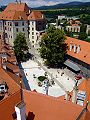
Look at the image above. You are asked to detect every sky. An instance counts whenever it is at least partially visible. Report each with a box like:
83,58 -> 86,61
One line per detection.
0,0 -> 90,7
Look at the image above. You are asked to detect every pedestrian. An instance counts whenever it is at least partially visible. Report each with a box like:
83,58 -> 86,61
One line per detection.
57,70 -> 59,74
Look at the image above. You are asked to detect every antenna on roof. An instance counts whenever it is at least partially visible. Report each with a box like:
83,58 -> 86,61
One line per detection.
20,80 -> 23,102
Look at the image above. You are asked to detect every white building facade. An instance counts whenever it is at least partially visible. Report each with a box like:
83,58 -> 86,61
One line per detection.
0,2 -> 46,46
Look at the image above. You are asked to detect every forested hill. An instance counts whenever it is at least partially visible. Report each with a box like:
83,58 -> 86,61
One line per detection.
34,1 -> 90,10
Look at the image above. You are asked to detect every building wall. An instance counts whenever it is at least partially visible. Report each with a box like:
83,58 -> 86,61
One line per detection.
29,20 -> 46,46
67,55 -> 90,77
0,19 -> 46,46
86,25 -> 90,35
66,26 -> 80,33
29,21 -> 37,46
0,90 -> 21,120
58,15 -> 66,20
0,20 -> 28,46
11,20 -> 28,46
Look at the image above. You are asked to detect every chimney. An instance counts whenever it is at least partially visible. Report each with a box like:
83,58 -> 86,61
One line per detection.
77,45 -> 81,53
2,54 -> 7,70
15,102 -> 26,120
85,101 -> 89,110
72,81 -> 78,104
0,58 -> 2,68
74,44 -> 77,53
42,14 -> 44,19
70,43 -> 72,51
65,91 -> 70,101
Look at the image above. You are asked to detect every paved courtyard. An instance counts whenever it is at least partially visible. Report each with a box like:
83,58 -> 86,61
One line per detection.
20,59 -> 83,97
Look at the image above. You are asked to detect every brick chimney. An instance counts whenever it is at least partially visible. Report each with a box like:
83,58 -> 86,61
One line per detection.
74,44 -> 77,53
77,45 -> 81,53
15,102 -> 26,120
72,81 -> 78,104
65,91 -> 70,101
70,43 -> 72,51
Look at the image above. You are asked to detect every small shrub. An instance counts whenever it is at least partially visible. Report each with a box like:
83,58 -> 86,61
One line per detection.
38,76 -> 47,82
38,82 -> 42,87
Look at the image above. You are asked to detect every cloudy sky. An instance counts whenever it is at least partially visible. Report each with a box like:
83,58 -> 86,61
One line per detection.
0,0 -> 90,7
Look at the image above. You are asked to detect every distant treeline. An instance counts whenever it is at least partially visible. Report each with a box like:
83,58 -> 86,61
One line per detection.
42,9 -> 90,18
42,9 -> 90,24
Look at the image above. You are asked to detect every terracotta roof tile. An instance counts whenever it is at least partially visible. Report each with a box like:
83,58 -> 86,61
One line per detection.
4,3 -> 30,13
0,90 -> 21,120
28,11 -> 44,20
24,90 -> 84,120
0,11 -> 28,20
0,68 -> 20,95
65,37 -> 90,65
7,71 -> 25,89
6,62 -> 20,73
79,79 -> 90,106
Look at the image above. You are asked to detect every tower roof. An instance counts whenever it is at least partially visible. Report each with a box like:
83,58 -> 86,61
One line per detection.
28,11 -> 45,20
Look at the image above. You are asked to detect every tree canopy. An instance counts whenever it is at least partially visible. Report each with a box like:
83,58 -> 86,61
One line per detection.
39,26 -> 67,68
14,32 -> 29,62
78,32 -> 87,40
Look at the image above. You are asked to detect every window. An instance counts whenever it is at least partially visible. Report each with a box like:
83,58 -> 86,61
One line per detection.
22,22 -> 24,26
4,22 -> 6,25
16,28 -> 18,32
10,22 -> 12,26
32,27 -> 34,31
10,28 -> 11,31
1,87 -> 4,89
32,22 -> 34,25
32,36 -> 34,39
22,28 -> 24,31
5,27 -> 7,30
8,22 -> 9,26
15,22 -> 18,26
32,41 -> 34,43
32,32 -> 34,35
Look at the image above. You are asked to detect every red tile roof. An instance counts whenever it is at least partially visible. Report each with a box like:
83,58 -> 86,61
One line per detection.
0,68 -> 20,95
28,11 -> 44,20
65,37 -> 90,65
0,2 -> 30,20
6,61 -> 20,73
7,71 -> 25,89
0,90 -> 21,120
24,90 -> 84,120
79,79 -> 90,110
0,11 -> 28,20
4,3 -> 30,13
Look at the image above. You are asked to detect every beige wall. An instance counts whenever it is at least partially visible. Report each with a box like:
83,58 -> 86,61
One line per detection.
66,26 -> 80,33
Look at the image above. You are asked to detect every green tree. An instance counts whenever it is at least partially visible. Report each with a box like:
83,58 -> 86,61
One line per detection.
39,26 -> 67,68
14,32 -> 29,62
78,32 -> 87,40
80,24 -> 87,33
